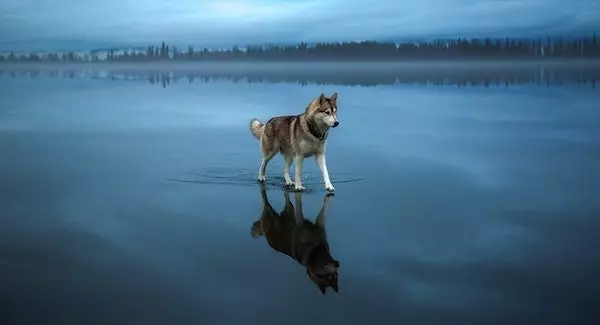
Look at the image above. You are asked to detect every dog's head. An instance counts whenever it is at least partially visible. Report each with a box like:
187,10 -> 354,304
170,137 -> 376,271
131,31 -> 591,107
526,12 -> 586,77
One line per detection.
306,92 -> 339,128
307,259 -> 340,294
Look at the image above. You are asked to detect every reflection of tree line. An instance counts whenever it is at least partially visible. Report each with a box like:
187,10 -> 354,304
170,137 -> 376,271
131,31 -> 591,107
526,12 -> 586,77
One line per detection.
1,36 -> 600,62
1,66 -> 597,88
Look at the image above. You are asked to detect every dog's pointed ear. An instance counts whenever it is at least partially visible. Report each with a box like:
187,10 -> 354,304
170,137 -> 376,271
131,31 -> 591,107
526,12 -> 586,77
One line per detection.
330,92 -> 338,102
331,278 -> 339,293
318,93 -> 326,104
318,283 -> 327,294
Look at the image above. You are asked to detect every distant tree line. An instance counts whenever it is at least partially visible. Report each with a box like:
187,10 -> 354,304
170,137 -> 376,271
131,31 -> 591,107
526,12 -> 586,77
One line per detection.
1,36 -> 599,62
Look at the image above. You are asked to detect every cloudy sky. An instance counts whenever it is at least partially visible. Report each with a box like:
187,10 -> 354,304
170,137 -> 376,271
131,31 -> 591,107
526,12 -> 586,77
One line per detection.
1,0 -> 599,51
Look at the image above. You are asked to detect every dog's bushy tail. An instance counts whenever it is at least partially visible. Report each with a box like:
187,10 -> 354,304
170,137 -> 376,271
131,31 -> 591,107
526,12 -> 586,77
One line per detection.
249,118 -> 264,140
251,220 -> 265,238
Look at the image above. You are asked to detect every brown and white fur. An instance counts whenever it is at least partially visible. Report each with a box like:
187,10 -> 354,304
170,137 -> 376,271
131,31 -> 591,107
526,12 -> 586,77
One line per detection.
249,92 -> 340,192
251,182 -> 340,294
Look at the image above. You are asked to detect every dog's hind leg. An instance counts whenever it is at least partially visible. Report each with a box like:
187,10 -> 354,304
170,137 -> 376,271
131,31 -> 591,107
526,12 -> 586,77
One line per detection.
257,153 -> 276,182
252,183 -> 272,238
259,182 -> 272,209
283,153 -> 294,187
257,140 -> 278,182
282,189 -> 294,215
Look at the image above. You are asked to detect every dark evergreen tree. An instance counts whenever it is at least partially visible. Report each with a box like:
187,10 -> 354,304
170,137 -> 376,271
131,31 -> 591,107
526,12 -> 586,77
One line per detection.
147,46 -> 154,58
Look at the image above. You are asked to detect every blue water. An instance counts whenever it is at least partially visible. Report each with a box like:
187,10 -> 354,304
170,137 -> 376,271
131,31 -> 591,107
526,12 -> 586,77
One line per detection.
1,63 -> 600,325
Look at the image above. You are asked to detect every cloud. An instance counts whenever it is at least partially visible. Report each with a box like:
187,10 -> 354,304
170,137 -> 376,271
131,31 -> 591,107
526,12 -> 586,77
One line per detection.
206,1 -> 318,22
0,0 -> 599,51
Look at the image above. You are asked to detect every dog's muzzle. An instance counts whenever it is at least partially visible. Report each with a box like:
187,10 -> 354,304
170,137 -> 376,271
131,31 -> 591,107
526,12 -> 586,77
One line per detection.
332,121 -> 340,128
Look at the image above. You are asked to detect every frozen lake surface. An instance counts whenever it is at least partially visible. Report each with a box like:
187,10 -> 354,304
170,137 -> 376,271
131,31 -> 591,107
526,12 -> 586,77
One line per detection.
1,61 -> 600,325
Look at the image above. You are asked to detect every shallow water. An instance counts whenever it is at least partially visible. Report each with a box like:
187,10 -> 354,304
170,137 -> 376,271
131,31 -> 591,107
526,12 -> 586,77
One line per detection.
1,62 -> 600,325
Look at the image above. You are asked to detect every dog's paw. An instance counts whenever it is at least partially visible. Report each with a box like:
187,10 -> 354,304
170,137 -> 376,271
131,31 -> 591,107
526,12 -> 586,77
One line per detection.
285,180 -> 295,187
257,175 -> 266,182
325,183 -> 335,192
294,185 -> 306,192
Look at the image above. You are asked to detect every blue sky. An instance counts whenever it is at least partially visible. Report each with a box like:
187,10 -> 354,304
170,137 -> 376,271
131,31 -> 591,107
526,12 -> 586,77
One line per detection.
1,0 -> 599,51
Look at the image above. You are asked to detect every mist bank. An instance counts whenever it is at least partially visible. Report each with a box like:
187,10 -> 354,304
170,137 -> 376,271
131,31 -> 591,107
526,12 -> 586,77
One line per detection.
2,60 -> 599,88
2,59 -> 600,71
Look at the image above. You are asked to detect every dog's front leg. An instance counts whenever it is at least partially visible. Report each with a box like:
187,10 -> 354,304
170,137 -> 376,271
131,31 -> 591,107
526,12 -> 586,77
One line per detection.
293,192 -> 305,223
283,154 -> 294,187
294,155 -> 306,191
316,193 -> 333,228
316,153 -> 335,192
282,189 -> 294,215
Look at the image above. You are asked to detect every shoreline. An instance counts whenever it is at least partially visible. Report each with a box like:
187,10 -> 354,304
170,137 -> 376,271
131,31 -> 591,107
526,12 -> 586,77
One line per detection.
1,59 -> 600,71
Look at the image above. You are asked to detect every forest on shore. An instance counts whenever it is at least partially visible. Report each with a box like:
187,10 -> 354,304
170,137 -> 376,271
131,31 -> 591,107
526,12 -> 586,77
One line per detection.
1,35 -> 599,63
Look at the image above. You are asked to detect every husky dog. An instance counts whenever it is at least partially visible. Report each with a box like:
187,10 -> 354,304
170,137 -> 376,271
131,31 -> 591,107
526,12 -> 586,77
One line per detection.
251,183 -> 340,294
249,92 -> 340,192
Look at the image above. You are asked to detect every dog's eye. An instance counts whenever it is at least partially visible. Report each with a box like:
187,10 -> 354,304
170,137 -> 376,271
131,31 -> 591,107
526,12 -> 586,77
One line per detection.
325,111 -> 331,115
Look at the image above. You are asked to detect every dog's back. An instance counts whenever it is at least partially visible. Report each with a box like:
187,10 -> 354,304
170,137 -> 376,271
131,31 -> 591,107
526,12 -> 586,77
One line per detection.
251,115 -> 298,154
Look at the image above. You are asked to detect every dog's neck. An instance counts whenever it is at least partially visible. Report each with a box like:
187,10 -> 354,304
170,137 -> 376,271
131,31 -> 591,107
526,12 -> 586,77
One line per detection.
305,116 -> 329,142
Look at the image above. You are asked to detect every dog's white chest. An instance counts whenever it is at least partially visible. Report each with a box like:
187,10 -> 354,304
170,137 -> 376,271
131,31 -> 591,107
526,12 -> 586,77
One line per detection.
298,139 -> 321,157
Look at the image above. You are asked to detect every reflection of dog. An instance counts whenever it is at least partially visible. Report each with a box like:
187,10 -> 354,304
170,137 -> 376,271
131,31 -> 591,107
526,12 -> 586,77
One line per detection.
251,183 -> 340,294
249,93 -> 340,192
